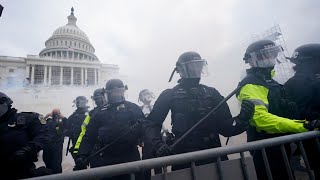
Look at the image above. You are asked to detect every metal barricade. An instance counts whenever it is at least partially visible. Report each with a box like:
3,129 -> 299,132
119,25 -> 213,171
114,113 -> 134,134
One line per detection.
28,131 -> 320,180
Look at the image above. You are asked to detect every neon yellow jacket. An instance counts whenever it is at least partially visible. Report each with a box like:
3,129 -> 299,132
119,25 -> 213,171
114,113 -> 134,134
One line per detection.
73,115 -> 91,154
237,84 -> 307,134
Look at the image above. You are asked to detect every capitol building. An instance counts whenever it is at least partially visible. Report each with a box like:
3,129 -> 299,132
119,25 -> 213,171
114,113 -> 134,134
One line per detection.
0,8 -> 119,88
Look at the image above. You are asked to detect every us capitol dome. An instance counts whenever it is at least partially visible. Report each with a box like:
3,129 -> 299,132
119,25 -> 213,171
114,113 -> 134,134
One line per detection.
0,7 -> 119,88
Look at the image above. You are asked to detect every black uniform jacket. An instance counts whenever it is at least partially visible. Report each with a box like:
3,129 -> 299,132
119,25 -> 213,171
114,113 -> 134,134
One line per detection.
285,72 -> 320,120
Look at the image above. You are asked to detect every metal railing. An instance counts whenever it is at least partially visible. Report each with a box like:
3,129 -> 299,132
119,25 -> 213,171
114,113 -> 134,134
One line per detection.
29,131 -> 320,180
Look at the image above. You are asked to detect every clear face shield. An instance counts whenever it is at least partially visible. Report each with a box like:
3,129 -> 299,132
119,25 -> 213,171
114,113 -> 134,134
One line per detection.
178,60 -> 209,78
248,45 -> 286,68
73,99 -> 88,109
106,87 -> 126,104
0,100 -> 8,118
92,95 -> 107,107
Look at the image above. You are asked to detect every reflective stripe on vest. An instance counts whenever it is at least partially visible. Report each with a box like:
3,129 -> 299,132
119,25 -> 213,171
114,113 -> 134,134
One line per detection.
248,99 -> 269,110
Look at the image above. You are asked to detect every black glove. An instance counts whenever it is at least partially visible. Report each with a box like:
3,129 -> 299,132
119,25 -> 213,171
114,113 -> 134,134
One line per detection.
237,100 -> 255,123
73,156 -> 88,171
153,141 -> 172,157
304,120 -> 320,131
12,145 -> 36,164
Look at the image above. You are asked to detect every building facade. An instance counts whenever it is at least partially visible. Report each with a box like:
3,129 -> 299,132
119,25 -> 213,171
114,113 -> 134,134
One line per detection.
0,8 -> 119,88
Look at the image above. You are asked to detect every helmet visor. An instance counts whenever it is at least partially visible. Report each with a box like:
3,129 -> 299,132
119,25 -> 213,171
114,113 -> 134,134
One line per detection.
76,99 -> 88,108
248,45 -> 285,68
92,95 -> 107,107
179,60 -> 208,78
106,88 -> 126,104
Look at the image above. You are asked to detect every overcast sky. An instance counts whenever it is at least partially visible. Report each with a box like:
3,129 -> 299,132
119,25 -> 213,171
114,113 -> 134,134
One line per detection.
1,0 -> 320,99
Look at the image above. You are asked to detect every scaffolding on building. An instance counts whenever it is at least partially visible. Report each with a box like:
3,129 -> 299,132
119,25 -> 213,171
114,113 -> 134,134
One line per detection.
249,24 -> 295,84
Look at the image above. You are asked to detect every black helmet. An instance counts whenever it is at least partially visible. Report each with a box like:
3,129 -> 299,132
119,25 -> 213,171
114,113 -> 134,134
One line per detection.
105,79 -> 127,90
291,44 -> 320,64
93,88 -> 105,97
105,79 -> 127,104
169,51 -> 208,82
91,88 -> 107,107
0,92 -> 13,118
0,92 -> 13,105
176,51 -> 202,66
74,96 -> 88,109
244,40 -> 284,68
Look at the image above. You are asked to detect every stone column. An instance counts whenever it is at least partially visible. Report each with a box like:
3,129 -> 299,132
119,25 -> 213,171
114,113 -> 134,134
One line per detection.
84,68 -> 88,86
25,65 -> 30,83
98,69 -> 102,86
81,67 -> 84,86
72,52 -> 75,60
48,66 -> 52,86
44,65 -> 47,86
60,51 -> 63,59
60,66 -> 63,85
71,67 -> 74,85
94,68 -> 97,85
30,65 -> 35,85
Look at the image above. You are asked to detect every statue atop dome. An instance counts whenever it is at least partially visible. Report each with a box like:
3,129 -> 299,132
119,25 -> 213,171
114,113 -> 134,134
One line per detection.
67,7 -> 77,25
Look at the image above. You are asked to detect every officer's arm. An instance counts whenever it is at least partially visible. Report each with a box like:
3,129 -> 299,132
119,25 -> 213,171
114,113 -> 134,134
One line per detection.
27,114 -> 51,152
63,115 -> 73,137
144,89 -> 171,146
73,115 -> 91,154
132,104 -> 146,137
210,89 -> 243,137
238,84 -> 308,133
77,115 -> 99,157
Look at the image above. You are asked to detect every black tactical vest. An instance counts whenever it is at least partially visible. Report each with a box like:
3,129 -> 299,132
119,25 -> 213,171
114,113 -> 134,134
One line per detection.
171,84 -> 223,137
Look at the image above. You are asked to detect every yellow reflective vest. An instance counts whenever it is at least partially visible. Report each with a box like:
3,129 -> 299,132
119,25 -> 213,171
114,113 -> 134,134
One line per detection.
237,83 -> 308,134
73,115 -> 91,154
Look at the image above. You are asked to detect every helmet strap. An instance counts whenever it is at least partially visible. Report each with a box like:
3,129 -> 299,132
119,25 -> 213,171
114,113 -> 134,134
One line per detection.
168,67 -> 177,82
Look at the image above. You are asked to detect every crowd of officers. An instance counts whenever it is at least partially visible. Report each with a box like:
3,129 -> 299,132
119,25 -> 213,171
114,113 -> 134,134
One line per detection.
0,40 -> 319,180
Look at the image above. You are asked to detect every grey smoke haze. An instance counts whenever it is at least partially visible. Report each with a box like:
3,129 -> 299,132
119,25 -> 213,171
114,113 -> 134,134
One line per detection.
2,1 -> 319,171
1,0 -> 320,110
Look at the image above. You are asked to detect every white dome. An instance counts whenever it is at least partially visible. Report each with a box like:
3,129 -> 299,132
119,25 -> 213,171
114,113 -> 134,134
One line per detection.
39,8 -> 98,61
52,24 -> 90,42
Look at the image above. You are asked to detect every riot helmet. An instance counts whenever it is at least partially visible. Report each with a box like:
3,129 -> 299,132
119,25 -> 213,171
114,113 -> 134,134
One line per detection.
138,89 -> 155,104
243,40 -> 285,68
73,96 -> 88,109
91,88 -> 107,107
105,79 -> 127,104
169,51 -> 208,82
290,44 -> 320,73
0,92 -> 13,118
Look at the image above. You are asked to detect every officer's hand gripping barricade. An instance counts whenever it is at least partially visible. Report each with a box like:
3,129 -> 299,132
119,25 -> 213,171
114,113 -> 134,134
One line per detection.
84,118 -> 144,162
170,85 -> 243,151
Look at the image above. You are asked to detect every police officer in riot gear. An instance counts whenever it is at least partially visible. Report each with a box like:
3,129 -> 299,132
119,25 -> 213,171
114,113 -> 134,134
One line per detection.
285,44 -> 320,121
76,79 -> 144,180
0,92 -> 50,179
144,51 -> 255,171
42,108 -> 67,174
65,96 -> 89,158
238,40 -> 320,180
73,88 -> 107,168
284,44 -> 320,178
